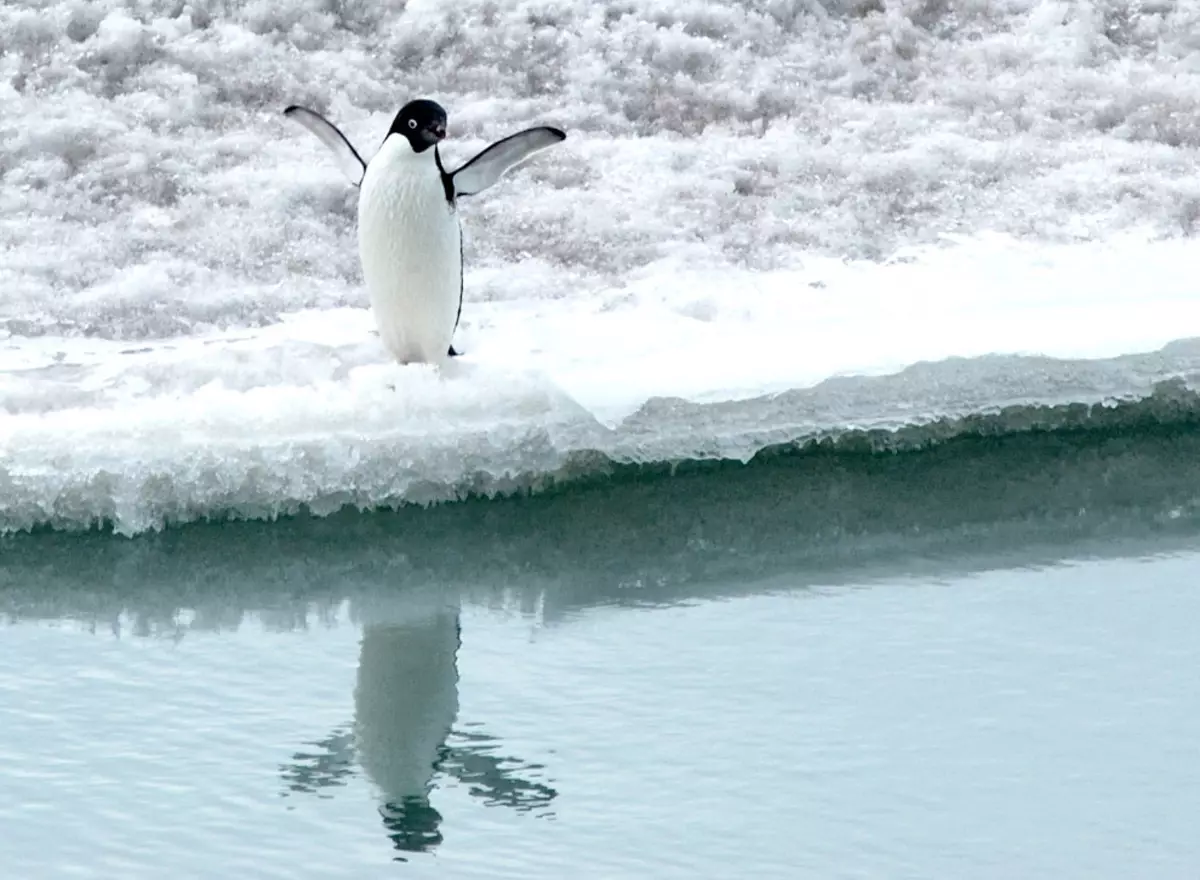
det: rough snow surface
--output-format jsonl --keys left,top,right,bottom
{"left": 3, "top": 0, "right": 1200, "bottom": 534}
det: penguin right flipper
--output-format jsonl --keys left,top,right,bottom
{"left": 283, "top": 105, "right": 368, "bottom": 187}
{"left": 449, "top": 127, "right": 567, "bottom": 198}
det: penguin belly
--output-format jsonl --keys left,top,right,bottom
{"left": 357, "top": 138, "right": 462, "bottom": 365}
{"left": 353, "top": 614, "right": 461, "bottom": 803}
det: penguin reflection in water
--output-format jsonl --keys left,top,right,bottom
{"left": 278, "top": 604, "right": 557, "bottom": 858}
{"left": 284, "top": 100, "right": 566, "bottom": 364}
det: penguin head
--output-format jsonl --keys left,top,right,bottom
{"left": 388, "top": 99, "right": 448, "bottom": 153}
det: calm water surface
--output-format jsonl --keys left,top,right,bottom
{"left": 4, "top": 430, "right": 1200, "bottom": 878}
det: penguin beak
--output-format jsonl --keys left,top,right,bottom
{"left": 430, "top": 122, "right": 446, "bottom": 141}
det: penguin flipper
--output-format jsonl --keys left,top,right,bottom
{"left": 448, "top": 345, "right": 461, "bottom": 357}
{"left": 449, "top": 127, "right": 567, "bottom": 198}
{"left": 283, "top": 105, "right": 368, "bottom": 187}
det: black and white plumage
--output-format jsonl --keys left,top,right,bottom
{"left": 284, "top": 100, "right": 566, "bottom": 364}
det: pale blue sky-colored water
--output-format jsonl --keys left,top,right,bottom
{"left": 2, "top": 550, "right": 1199, "bottom": 879}
{"left": 3, "top": 429, "right": 1200, "bottom": 878}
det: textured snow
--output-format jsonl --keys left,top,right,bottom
{"left": 3, "top": 0, "right": 1200, "bottom": 534}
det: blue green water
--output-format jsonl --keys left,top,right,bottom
{"left": 3, "top": 427, "right": 1200, "bottom": 878}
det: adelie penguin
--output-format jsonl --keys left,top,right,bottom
{"left": 284, "top": 100, "right": 566, "bottom": 364}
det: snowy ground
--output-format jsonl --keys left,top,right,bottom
{"left": 3, "top": 0, "right": 1200, "bottom": 534}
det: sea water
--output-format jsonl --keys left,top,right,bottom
{"left": 4, "top": 429, "right": 1200, "bottom": 878}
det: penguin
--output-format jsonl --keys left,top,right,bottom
{"left": 283, "top": 100, "right": 566, "bottom": 363}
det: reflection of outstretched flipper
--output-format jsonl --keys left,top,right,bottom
{"left": 439, "top": 727, "right": 558, "bottom": 815}
{"left": 279, "top": 726, "right": 357, "bottom": 798}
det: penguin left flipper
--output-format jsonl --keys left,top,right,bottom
{"left": 449, "top": 127, "right": 567, "bottom": 198}
{"left": 283, "top": 105, "right": 368, "bottom": 186}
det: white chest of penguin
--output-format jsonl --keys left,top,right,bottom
{"left": 357, "top": 135, "right": 462, "bottom": 365}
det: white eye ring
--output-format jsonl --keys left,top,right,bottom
{"left": 407, "top": 119, "right": 417, "bottom": 130}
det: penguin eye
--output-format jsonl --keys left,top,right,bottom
{"left": 407, "top": 119, "right": 417, "bottom": 130}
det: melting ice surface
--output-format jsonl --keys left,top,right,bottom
{"left": 6, "top": 233, "right": 1200, "bottom": 536}
{"left": 3, "top": 0, "right": 1200, "bottom": 534}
